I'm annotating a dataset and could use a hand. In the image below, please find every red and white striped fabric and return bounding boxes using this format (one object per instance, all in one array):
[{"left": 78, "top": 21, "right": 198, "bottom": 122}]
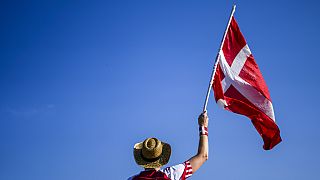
[
  {"left": 183, "top": 161, "right": 193, "bottom": 178},
  {"left": 128, "top": 161, "right": 192, "bottom": 180},
  {"left": 213, "top": 16, "right": 282, "bottom": 150}
]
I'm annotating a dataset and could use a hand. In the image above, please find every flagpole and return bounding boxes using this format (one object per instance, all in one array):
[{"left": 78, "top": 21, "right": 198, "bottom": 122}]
[{"left": 202, "top": 5, "right": 236, "bottom": 112}]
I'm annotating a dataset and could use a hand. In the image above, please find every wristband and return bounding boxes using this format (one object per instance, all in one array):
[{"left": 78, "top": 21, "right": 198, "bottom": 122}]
[{"left": 199, "top": 126, "right": 208, "bottom": 136}]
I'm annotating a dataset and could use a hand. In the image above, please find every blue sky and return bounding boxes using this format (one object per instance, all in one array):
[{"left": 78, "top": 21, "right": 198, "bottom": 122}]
[{"left": 1, "top": 0, "right": 320, "bottom": 179}]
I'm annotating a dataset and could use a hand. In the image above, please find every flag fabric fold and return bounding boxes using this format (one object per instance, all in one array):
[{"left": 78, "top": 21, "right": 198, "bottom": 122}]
[{"left": 213, "top": 16, "right": 282, "bottom": 150}]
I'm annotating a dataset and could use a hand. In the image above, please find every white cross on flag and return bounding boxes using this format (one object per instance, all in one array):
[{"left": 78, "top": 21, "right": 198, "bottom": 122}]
[{"left": 213, "top": 17, "right": 282, "bottom": 150}]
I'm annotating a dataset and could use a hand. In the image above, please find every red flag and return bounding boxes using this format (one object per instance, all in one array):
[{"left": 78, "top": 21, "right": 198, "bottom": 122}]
[{"left": 213, "top": 17, "right": 282, "bottom": 150}]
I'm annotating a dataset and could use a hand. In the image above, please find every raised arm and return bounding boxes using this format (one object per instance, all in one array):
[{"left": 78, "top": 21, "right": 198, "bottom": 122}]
[{"left": 188, "top": 111, "right": 209, "bottom": 173}]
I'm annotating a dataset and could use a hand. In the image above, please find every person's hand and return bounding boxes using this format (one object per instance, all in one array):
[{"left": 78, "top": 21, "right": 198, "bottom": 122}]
[{"left": 198, "top": 111, "right": 208, "bottom": 127}]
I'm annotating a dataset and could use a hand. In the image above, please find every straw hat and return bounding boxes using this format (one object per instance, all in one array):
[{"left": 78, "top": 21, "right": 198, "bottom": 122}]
[{"left": 133, "top": 137, "right": 171, "bottom": 168}]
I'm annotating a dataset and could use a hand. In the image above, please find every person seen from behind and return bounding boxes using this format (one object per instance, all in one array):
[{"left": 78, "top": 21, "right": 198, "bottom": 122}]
[{"left": 128, "top": 111, "right": 209, "bottom": 180}]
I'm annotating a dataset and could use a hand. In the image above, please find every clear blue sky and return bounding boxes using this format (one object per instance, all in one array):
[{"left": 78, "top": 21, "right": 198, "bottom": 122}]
[{"left": 1, "top": 0, "right": 319, "bottom": 179}]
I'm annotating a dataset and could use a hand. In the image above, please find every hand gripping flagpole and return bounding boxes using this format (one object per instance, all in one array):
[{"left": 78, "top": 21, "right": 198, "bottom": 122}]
[{"left": 203, "top": 5, "right": 236, "bottom": 112}]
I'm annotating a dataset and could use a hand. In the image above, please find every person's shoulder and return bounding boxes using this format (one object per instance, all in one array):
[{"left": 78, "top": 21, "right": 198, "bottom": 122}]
[
  {"left": 161, "top": 161, "right": 192, "bottom": 179},
  {"left": 161, "top": 163, "right": 185, "bottom": 179},
  {"left": 161, "top": 163, "right": 185, "bottom": 172}
]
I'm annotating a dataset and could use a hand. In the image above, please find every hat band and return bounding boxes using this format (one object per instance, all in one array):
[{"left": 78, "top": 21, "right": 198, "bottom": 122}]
[{"left": 140, "top": 151, "right": 161, "bottom": 162}]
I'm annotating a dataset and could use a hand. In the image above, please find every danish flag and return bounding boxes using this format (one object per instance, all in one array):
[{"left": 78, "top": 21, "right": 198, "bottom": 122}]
[{"left": 213, "top": 16, "right": 282, "bottom": 150}]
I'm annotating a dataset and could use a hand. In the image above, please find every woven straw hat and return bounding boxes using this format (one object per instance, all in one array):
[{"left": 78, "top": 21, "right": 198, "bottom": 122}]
[{"left": 133, "top": 137, "right": 171, "bottom": 168}]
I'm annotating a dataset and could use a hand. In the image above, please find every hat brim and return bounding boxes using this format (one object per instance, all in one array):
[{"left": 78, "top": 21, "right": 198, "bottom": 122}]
[{"left": 133, "top": 141, "right": 171, "bottom": 168}]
